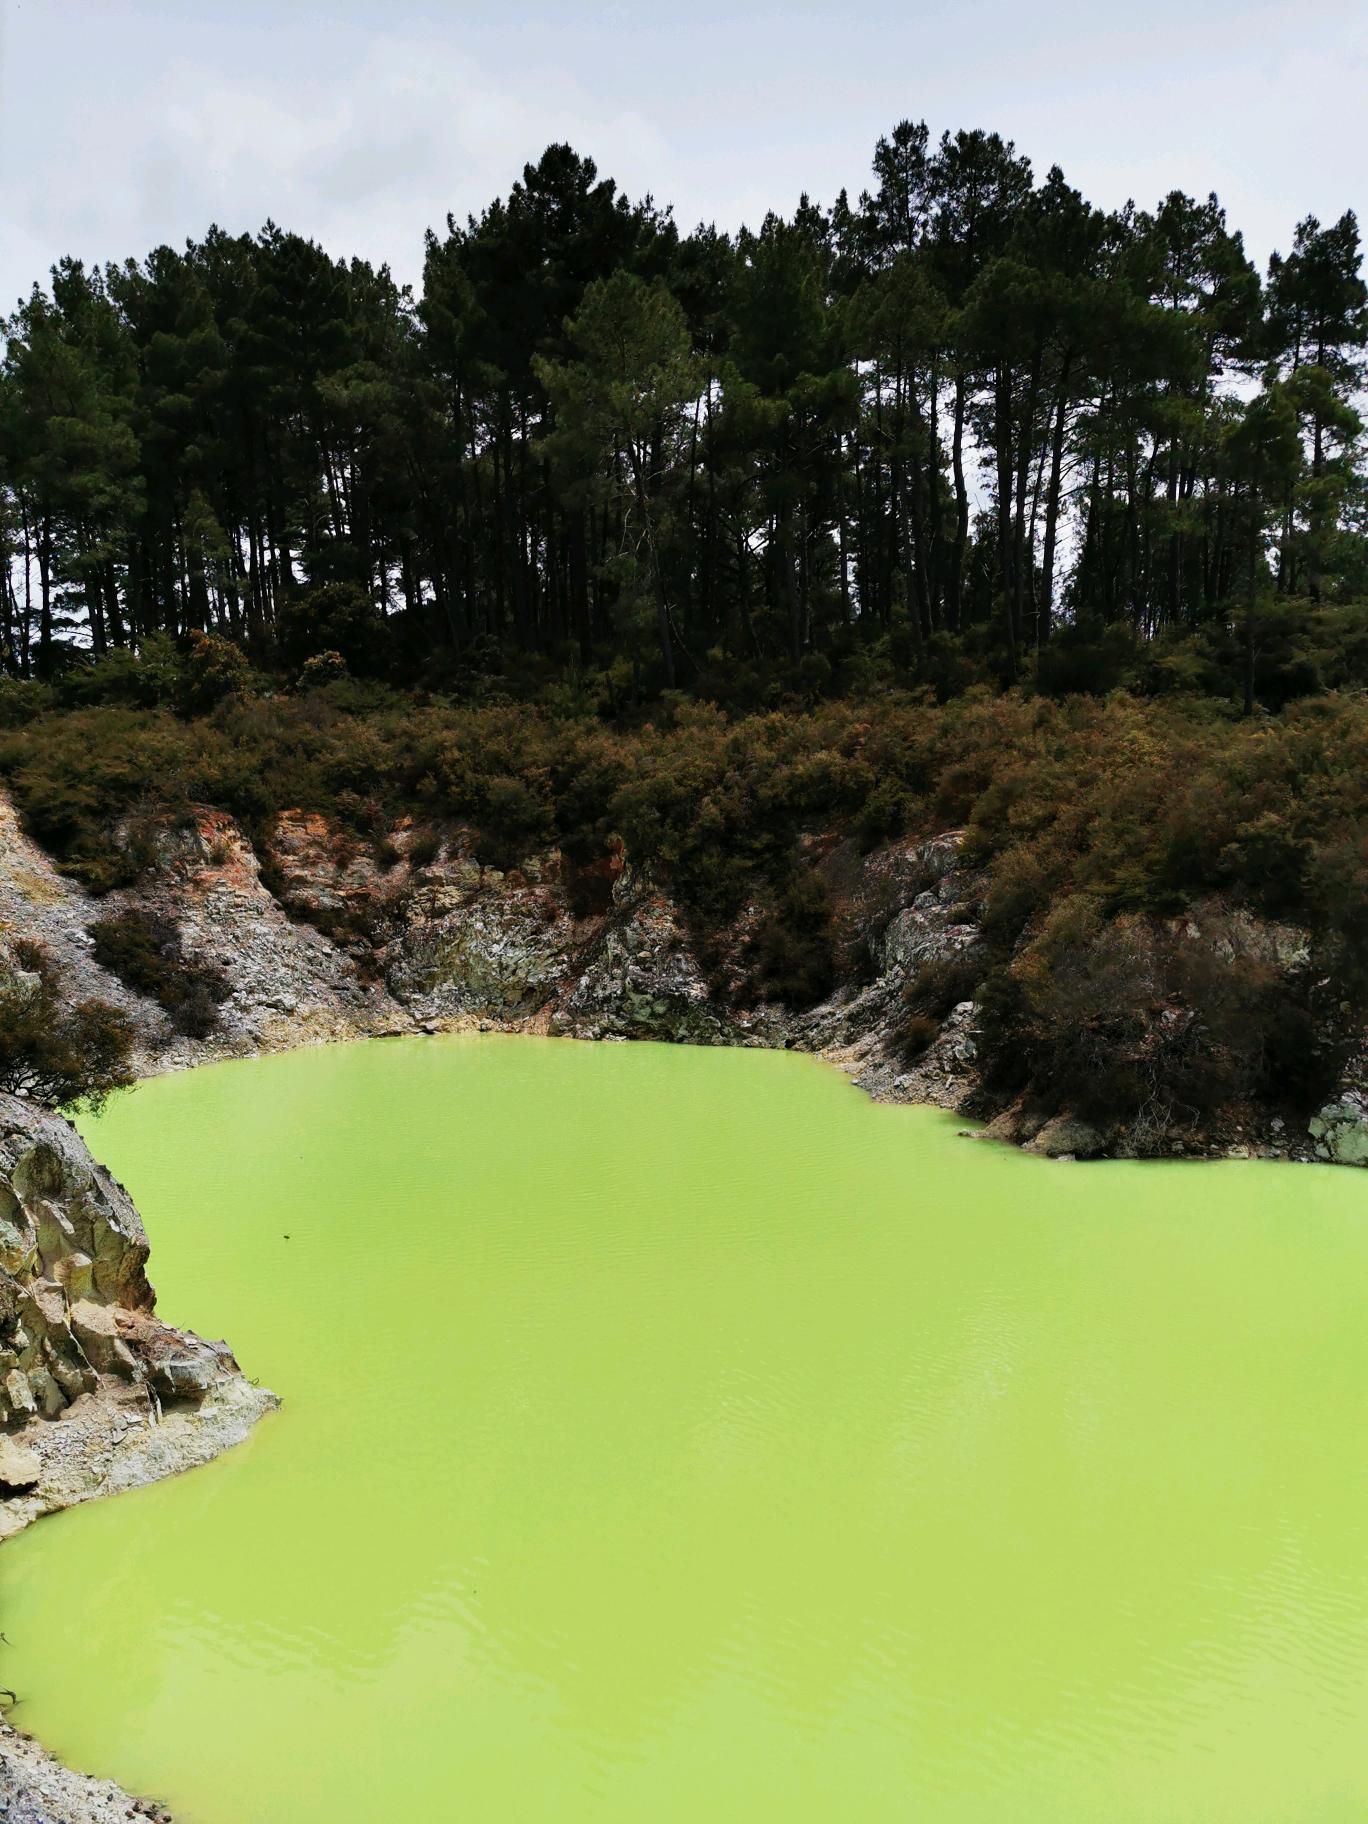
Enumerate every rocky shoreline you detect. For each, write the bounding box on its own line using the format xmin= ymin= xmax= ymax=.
xmin=7 ymin=787 xmax=1362 ymax=1165
xmin=0 ymin=1721 xmax=176 ymax=1824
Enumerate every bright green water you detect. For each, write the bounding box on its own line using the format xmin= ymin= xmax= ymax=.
xmin=3 ymin=1036 xmax=1368 ymax=1820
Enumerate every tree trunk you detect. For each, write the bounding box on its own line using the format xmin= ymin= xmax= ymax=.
xmin=1039 ymin=359 xmax=1072 ymax=645
xmin=628 ymin=442 xmax=676 ymax=688
xmin=948 ymin=371 xmax=969 ymax=631
xmin=1243 ymin=491 xmax=1258 ymax=717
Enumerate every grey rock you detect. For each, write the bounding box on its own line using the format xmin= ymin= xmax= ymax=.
xmin=1026 ymin=1115 xmax=1108 ymax=1160
xmin=0 ymin=1437 xmax=40 ymax=1491
xmin=1308 ymin=1096 xmax=1368 ymax=1166
xmin=2 ymin=1369 xmax=35 ymax=1419
xmin=0 ymin=1095 xmax=275 ymax=1554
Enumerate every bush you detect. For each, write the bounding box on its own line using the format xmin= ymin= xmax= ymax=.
xmin=178 ymin=632 xmax=254 ymax=716
xmin=980 ymin=844 xmax=1058 ymax=946
xmin=278 ymin=584 xmax=383 ymax=677
xmin=54 ymin=638 xmax=182 ymax=711
xmin=903 ymin=944 xmax=988 ymax=1020
xmin=747 ymin=872 xmax=835 ymax=1008
xmin=89 ymin=910 xmax=230 ymax=1038
xmin=972 ymin=903 xmax=1348 ymax=1131
xmin=893 ymin=1010 xmax=942 ymax=1062
xmin=1 ymin=682 xmax=1367 ymax=1064
xmin=477 ymin=776 xmax=554 ymax=872
xmin=856 ymin=777 xmax=912 ymax=850
xmin=1035 ymin=619 xmax=1142 ymax=698
xmin=0 ymin=678 xmax=54 ymax=727
xmin=406 ymin=826 xmax=443 ymax=871
xmin=297 ymin=650 xmax=349 ymax=691
xmin=0 ymin=944 xmax=134 ymax=1109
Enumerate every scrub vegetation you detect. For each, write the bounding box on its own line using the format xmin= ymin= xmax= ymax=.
xmin=1 ymin=682 xmax=1365 ymax=1128
xmin=0 ymin=940 xmax=134 ymax=1108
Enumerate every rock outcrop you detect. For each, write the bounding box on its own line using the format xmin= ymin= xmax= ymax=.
xmin=2 ymin=789 xmax=1365 ymax=1167
xmin=0 ymin=1094 xmax=275 ymax=1543
xmin=789 ymin=831 xmax=983 ymax=1106
xmin=551 ymin=865 xmax=734 ymax=1045
xmin=0 ymin=1092 xmax=276 ymax=1819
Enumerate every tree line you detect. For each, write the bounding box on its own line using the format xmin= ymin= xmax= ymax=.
xmin=2 ymin=124 xmax=1365 ymax=704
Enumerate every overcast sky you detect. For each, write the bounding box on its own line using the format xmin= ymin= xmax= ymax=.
xmin=1 ymin=0 xmax=1364 ymax=312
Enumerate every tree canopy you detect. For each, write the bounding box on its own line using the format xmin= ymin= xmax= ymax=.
xmin=2 ymin=129 xmax=1364 ymax=708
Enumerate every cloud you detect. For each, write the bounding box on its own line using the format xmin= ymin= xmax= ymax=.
xmin=2 ymin=0 xmax=1364 ymax=313
xmin=1 ymin=29 xmax=675 ymax=303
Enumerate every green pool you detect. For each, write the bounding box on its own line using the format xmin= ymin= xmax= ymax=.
xmin=3 ymin=1033 xmax=1367 ymax=1820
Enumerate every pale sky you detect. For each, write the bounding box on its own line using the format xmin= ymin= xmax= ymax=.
xmin=1 ymin=0 xmax=1364 ymax=313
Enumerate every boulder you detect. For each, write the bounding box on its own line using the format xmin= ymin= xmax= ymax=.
xmin=70 ymin=1299 xmax=139 ymax=1377
xmin=118 ymin=1312 xmax=235 ymax=1401
xmin=52 ymin=1250 xmax=95 ymax=1300
xmin=19 ymin=1278 xmax=69 ymax=1332
xmin=26 ymin=1365 xmax=65 ymax=1417
xmin=979 ymin=1109 xmax=1026 ymax=1145
xmin=1026 ymin=1115 xmax=1108 ymax=1160
xmin=3 ymin=1369 xmax=36 ymax=1419
xmin=1308 ymin=1097 xmax=1368 ymax=1166
xmin=0 ymin=1435 xmax=40 ymax=1492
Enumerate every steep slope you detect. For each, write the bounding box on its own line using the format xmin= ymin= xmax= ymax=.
xmin=5 ymin=791 xmax=1361 ymax=1163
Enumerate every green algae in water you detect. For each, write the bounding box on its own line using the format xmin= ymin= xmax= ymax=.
xmin=4 ymin=1033 xmax=1368 ymax=1820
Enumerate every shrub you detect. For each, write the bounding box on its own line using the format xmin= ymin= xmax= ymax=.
xmin=0 ymin=944 xmax=134 ymax=1109
xmin=747 ymin=872 xmax=835 ymax=1008
xmin=1035 ymin=619 xmax=1142 ymax=698
xmin=477 ymin=776 xmax=554 ymax=872
xmin=856 ymin=777 xmax=912 ymax=850
xmin=1 ymin=682 xmax=1367 ymax=1062
xmin=972 ymin=904 xmax=1348 ymax=1131
xmin=0 ymin=678 xmax=54 ymax=727
xmin=980 ymin=844 xmax=1058 ymax=946
xmin=406 ymin=826 xmax=443 ymax=871
xmin=89 ymin=910 xmax=230 ymax=1038
xmin=54 ymin=637 xmax=182 ymax=711
xmin=893 ymin=1010 xmax=942 ymax=1062
xmin=178 ymin=632 xmax=254 ymax=716
xmin=278 ymin=584 xmax=383 ymax=677
xmin=297 ymin=650 xmax=349 ymax=691
xmin=903 ymin=944 xmax=988 ymax=1020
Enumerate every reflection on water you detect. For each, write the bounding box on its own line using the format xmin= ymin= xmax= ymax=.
xmin=2 ymin=1034 xmax=1367 ymax=1822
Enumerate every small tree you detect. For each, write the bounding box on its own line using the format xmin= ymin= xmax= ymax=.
xmin=178 ymin=630 xmax=252 ymax=717
xmin=0 ymin=944 xmax=134 ymax=1109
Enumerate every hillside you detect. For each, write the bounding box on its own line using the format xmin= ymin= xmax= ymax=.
xmin=0 ymin=675 xmax=1364 ymax=1165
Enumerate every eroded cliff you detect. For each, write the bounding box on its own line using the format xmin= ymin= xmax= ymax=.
xmin=5 ymin=789 xmax=1361 ymax=1165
